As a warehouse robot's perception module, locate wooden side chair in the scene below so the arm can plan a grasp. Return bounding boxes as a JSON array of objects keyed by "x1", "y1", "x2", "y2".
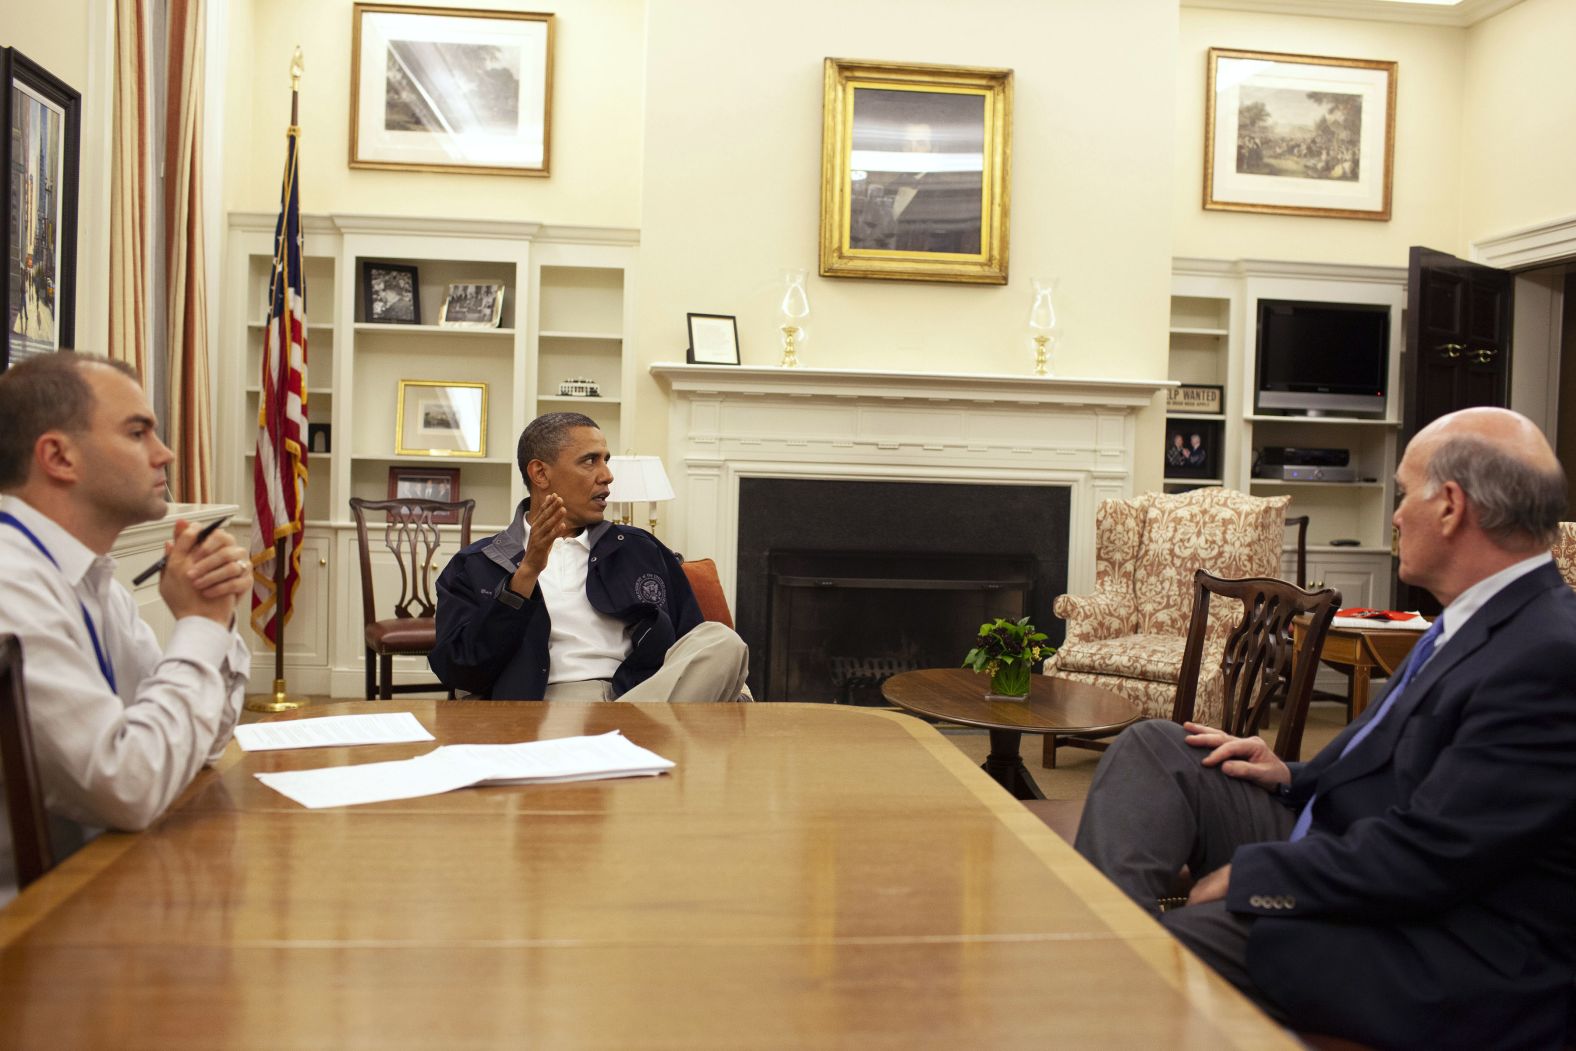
[
  {"x1": 0, "y1": 633, "x2": 56, "y2": 890},
  {"x1": 1285, "y1": 515, "x2": 1309, "y2": 589},
  {"x1": 349, "y1": 497, "x2": 475, "y2": 700},
  {"x1": 1023, "y1": 571, "x2": 1339, "y2": 844}
]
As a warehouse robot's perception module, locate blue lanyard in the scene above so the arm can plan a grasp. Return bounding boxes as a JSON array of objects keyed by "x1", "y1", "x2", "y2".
[{"x1": 0, "y1": 511, "x2": 119, "y2": 694}]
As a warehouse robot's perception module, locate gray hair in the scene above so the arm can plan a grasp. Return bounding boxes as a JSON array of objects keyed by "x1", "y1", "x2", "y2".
[
  {"x1": 516, "y1": 411, "x2": 600, "y2": 487},
  {"x1": 0, "y1": 353, "x2": 141, "y2": 489},
  {"x1": 1423, "y1": 433, "x2": 1567, "y2": 548}
]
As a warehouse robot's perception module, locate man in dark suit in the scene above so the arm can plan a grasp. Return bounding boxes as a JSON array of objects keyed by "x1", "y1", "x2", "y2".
[{"x1": 1075, "y1": 406, "x2": 1576, "y2": 1049}]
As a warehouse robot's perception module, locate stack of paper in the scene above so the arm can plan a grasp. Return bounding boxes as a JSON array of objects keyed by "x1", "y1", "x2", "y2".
[
  {"x1": 1331, "y1": 613, "x2": 1430, "y2": 630},
  {"x1": 254, "y1": 731, "x2": 675, "y2": 809},
  {"x1": 235, "y1": 712, "x2": 435, "y2": 752}
]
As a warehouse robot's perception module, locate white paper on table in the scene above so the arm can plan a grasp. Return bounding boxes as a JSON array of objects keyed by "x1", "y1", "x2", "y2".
[
  {"x1": 253, "y1": 731, "x2": 675, "y2": 809},
  {"x1": 1331, "y1": 614, "x2": 1430, "y2": 631},
  {"x1": 234, "y1": 712, "x2": 436, "y2": 752}
]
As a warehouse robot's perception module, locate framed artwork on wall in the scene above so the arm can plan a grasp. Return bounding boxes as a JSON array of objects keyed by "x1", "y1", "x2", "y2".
[
  {"x1": 1166, "y1": 383, "x2": 1224, "y2": 416},
  {"x1": 350, "y1": 4, "x2": 554, "y2": 177},
  {"x1": 1, "y1": 48, "x2": 80, "y2": 372},
  {"x1": 395, "y1": 379, "x2": 488, "y2": 457},
  {"x1": 362, "y1": 261, "x2": 421, "y2": 324},
  {"x1": 819, "y1": 58, "x2": 1012, "y2": 285},
  {"x1": 1204, "y1": 47, "x2": 1396, "y2": 221}
]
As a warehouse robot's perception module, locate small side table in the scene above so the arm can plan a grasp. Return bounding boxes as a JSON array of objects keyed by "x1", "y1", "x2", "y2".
[
  {"x1": 881, "y1": 668, "x2": 1139, "y2": 800},
  {"x1": 1292, "y1": 616, "x2": 1430, "y2": 719}
]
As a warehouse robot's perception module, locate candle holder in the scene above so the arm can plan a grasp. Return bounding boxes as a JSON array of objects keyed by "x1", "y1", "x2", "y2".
[
  {"x1": 1027, "y1": 277, "x2": 1060, "y2": 377},
  {"x1": 779, "y1": 268, "x2": 811, "y2": 369}
]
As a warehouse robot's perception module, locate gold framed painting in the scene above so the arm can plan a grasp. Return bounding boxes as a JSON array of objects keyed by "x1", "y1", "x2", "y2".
[
  {"x1": 819, "y1": 58, "x2": 1012, "y2": 285},
  {"x1": 350, "y1": 4, "x2": 554, "y2": 177},
  {"x1": 1204, "y1": 47, "x2": 1396, "y2": 221},
  {"x1": 395, "y1": 380, "x2": 488, "y2": 457}
]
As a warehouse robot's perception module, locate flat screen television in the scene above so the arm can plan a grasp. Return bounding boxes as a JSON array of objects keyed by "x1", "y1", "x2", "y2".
[{"x1": 1254, "y1": 298, "x2": 1390, "y2": 416}]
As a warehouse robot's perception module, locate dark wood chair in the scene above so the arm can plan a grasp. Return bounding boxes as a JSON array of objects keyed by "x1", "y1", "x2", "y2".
[
  {"x1": 1024, "y1": 571, "x2": 1339, "y2": 844},
  {"x1": 0, "y1": 633, "x2": 55, "y2": 890},
  {"x1": 1285, "y1": 515, "x2": 1309, "y2": 589},
  {"x1": 348, "y1": 497, "x2": 475, "y2": 700}
]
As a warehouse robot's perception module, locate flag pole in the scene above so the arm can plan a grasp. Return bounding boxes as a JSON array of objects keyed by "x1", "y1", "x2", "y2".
[{"x1": 247, "y1": 47, "x2": 308, "y2": 714}]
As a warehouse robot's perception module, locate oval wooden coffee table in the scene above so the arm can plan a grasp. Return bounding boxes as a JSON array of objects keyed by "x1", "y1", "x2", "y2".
[{"x1": 882, "y1": 668, "x2": 1140, "y2": 800}]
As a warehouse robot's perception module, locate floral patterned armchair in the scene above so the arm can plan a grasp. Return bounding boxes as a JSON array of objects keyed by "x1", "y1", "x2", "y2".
[
  {"x1": 1041, "y1": 488, "x2": 1290, "y2": 764},
  {"x1": 1552, "y1": 522, "x2": 1576, "y2": 590}
]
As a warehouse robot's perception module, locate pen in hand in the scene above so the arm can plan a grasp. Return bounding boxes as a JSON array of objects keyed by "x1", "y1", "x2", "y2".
[{"x1": 132, "y1": 515, "x2": 233, "y2": 586}]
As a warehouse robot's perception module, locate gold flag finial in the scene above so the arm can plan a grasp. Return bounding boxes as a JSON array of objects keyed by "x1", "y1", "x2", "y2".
[{"x1": 290, "y1": 46, "x2": 304, "y2": 92}]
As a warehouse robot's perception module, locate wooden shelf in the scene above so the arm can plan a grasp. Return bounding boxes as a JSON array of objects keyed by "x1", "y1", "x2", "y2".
[
  {"x1": 353, "y1": 322, "x2": 515, "y2": 337},
  {"x1": 1168, "y1": 326, "x2": 1229, "y2": 337},
  {"x1": 538, "y1": 396, "x2": 622, "y2": 406},
  {"x1": 1249, "y1": 479, "x2": 1385, "y2": 489},
  {"x1": 1246, "y1": 415, "x2": 1400, "y2": 427},
  {"x1": 1165, "y1": 411, "x2": 1225, "y2": 422},
  {"x1": 539, "y1": 329, "x2": 622, "y2": 341}
]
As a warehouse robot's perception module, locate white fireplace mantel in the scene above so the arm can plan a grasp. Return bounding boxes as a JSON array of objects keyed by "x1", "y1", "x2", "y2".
[{"x1": 651, "y1": 363, "x2": 1173, "y2": 602}]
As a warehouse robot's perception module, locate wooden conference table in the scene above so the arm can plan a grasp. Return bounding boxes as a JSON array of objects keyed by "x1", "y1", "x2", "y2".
[{"x1": 0, "y1": 702, "x2": 1294, "y2": 1049}]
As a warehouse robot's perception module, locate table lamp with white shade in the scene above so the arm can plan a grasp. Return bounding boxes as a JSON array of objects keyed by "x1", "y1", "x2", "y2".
[{"x1": 607, "y1": 455, "x2": 675, "y2": 535}]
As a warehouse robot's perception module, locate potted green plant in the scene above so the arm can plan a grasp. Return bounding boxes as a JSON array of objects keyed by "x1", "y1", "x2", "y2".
[{"x1": 963, "y1": 616, "x2": 1052, "y2": 699}]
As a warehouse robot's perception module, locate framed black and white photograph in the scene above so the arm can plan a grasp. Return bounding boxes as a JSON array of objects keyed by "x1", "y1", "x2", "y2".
[
  {"x1": 350, "y1": 4, "x2": 554, "y2": 177},
  {"x1": 686, "y1": 313, "x2": 740, "y2": 365},
  {"x1": 439, "y1": 282, "x2": 505, "y2": 328},
  {"x1": 820, "y1": 58, "x2": 1012, "y2": 285},
  {"x1": 1166, "y1": 383, "x2": 1224, "y2": 416},
  {"x1": 396, "y1": 379, "x2": 487, "y2": 457},
  {"x1": 1, "y1": 48, "x2": 80, "y2": 372},
  {"x1": 362, "y1": 261, "x2": 420, "y2": 324},
  {"x1": 1164, "y1": 420, "x2": 1223, "y2": 481},
  {"x1": 387, "y1": 466, "x2": 461, "y2": 521},
  {"x1": 1204, "y1": 47, "x2": 1396, "y2": 221}
]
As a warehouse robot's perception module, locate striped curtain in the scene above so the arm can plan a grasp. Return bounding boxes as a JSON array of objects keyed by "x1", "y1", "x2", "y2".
[
  {"x1": 108, "y1": 0, "x2": 149, "y2": 376},
  {"x1": 163, "y1": 0, "x2": 213, "y2": 502}
]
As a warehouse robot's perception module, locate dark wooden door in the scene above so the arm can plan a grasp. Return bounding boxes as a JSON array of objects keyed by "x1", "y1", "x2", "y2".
[{"x1": 1396, "y1": 246, "x2": 1515, "y2": 613}]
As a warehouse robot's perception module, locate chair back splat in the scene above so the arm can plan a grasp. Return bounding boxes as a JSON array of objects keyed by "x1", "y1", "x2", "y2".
[
  {"x1": 0, "y1": 633, "x2": 56, "y2": 889},
  {"x1": 1175, "y1": 570, "x2": 1339, "y2": 762},
  {"x1": 348, "y1": 498, "x2": 475, "y2": 700}
]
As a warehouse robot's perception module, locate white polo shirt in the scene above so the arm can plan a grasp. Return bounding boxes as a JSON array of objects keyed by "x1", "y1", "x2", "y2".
[{"x1": 522, "y1": 520, "x2": 632, "y2": 684}]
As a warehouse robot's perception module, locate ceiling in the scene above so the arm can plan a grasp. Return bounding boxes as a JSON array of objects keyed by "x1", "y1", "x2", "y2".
[{"x1": 1180, "y1": 0, "x2": 1525, "y2": 27}]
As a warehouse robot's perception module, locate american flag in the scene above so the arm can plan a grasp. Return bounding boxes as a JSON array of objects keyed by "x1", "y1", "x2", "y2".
[{"x1": 249, "y1": 120, "x2": 308, "y2": 646}]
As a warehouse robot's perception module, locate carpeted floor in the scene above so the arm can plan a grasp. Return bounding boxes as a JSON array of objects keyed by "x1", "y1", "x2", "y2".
[{"x1": 932, "y1": 699, "x2": 1354, "y2": 801}]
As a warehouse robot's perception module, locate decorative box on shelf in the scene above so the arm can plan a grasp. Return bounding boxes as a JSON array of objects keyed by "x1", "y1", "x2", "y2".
[{"x1": 558, "y1": 377, "x2": 601, "y2": 397}]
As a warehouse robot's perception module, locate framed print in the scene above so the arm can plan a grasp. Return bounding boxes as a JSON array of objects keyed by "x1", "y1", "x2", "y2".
[
  {"x1": 396, "y1": 380, "x2": 487, "y2": 457},
  {"x1": 439, "y1": 282, "x2": 504, "y2": 328},
  {"x1": 819, "y1": 58, "x2": 1012, "y2": 285},
  {"x1": 686, "y1": 313, "x2": 740, "y2": 365},
  {"x1": 1164, "y1": 420, "x2": 1223, "y2": 481},
  {"x1": 1204, "y1": 47, "x2": 1396, "y2": 221},
  {"x1": 350, "y1": 4, "x2": 554, "y2": 177},
  {"x1": 362, "y1": 261, "x2": 421, "y2": 324},
  {"x1": 388, "y1": 466, "x2": 461, "y2": 522},
  {"x1": 1166, "y1": 383, "x2": 1224, "y2": 415},
  {"x1": 1, "y1": 49, "x2": 80, "y2": 371}
]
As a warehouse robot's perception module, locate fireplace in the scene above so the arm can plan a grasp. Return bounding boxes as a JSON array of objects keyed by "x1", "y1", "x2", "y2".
[{"x1": 737, "y1": 478, "x2": 1069, "y2": 701}]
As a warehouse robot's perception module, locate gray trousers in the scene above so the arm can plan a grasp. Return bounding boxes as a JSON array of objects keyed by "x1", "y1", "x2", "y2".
[
  {"x1": 542, "y1": 622, "x2": 751, "y2": 703},
  {"x1": 1073, "y1": 719, "x2": 1296, "y2": 1016}
]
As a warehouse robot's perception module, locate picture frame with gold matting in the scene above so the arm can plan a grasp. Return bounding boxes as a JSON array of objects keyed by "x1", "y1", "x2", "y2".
[{"x1": 395, "y1": 380, "x2": 488, "y2": 457}]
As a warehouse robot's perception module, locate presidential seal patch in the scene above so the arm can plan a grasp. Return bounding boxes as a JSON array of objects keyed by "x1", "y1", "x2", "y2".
[{"x1": 634, "y1": 573, "x2": 667, "y2": 606}]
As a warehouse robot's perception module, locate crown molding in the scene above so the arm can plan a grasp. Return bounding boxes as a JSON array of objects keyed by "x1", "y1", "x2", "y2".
[{"x1": 1181, "y1": 0, "x2": 1523, "y2": 28}]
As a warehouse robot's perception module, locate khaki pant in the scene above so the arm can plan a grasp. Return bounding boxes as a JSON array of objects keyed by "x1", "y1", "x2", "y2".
[{"x1": 542, "y1": 622, "x2": 750, "y2": 703}]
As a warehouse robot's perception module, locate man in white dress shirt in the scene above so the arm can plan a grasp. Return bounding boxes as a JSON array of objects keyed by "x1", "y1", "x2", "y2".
[{"x1": 0, "y1": 354, "x2": 253, "y2": 903}]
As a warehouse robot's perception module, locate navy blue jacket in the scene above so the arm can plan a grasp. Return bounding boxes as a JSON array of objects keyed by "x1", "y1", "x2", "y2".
[
  {"x1": 1231, "y1": 562, "x2": 1576, "y2": 1049},
  {"x1": 429, "y1": 500, "x2": 703, "y2": 699}
]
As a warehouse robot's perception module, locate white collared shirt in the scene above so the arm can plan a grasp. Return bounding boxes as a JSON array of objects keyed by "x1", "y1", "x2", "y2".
[
  {"x1": 521, "y1": 519, "x2": 631, "y2": 684},
  {"x1": 1437, "y1": 551, "x2": 1554, "y2": 647},
  {"x1": 0, "y1": 494, "x2": 250, "y2": 905}
]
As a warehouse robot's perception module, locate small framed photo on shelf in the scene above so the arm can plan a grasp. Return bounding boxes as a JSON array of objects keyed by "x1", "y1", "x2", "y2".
[
  {"x1": 362, "y1": 261, "x2": 421, "y2": 324},
  {"x1": 396, "y1": 380, "x2": 487, "y2": 457},
  {"x1": 387, "y1": 466, "x2": 461, "y2": 522},
  {"x1": 1166, "y1": 383, "x2": 1223, "y2": 415},
  {"x1": 686, "y1": 313, "x2": 740, "y2": 365},
  {"x1": 1204, "y1": 47, "x2": 1396, "y2": 221},
  {"x1": 1164, "y1": 419, "x2": 1223, "y2": 480},
  {"x1": 439, "y1": 282, "x2": 505, "y2": 329},
  {"x1": 307, "y1": 423, "x2": 332, "y2": 454}
]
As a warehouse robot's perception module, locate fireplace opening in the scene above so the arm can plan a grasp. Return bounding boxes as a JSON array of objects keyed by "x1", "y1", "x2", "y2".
[
  {"x1": 735, "y1": 478, "x2": 1070, "y2": 701},
  {"x1": 768, "y1": 550, "x2": 1034, "y2": 703}
]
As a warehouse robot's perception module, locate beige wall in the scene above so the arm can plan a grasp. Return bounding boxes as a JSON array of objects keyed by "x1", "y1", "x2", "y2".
[
  {"x1": 3, "y1": 0, "x2": 112, "y2": 356},
  {"x1": 636, "y1": 0, "x2": 1180, "y2": 492},
  {"x1": 1460, "y1": 0, "x2": 1576, "y2": 249},
  {"x1": 225, "y1": 0, "x2": 644, "y2": 225},
  {"x1": 1172, "y1": 8, "x2": 1465, "y2": 265}
]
